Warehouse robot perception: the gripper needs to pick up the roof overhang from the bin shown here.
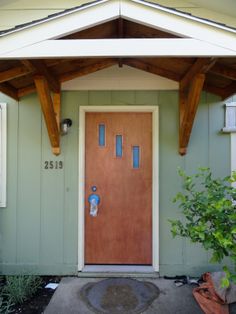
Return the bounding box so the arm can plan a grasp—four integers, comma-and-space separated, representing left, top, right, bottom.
0, 0, 236, 57
1, 39, 235, 59
0, 0, 236, 157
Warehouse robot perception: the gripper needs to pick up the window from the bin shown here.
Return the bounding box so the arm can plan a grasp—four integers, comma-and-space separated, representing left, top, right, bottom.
222, 102, 236, 188
132, 146, 140, 168
0, 103, 7, 207
98, 124, 105, 146
116, 135, 123, 157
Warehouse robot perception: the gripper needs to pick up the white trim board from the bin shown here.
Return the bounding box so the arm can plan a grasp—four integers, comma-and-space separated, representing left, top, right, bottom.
0, 103, 7, 207
78, 106, 159, 272
121, 0, 236, 51
1, 0, 236, 58
2, 38, 235, 59
231, 133, 236, 188
0, 0, 119, 55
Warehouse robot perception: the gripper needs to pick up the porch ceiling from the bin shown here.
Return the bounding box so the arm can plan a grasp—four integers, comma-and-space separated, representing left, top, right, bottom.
1, 18, 236, 156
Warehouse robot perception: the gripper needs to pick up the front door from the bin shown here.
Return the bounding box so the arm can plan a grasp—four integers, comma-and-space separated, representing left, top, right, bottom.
85, 112, 152, 264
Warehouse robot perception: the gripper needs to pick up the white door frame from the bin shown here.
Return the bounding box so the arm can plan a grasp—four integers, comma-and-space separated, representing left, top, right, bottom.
78, 105, 159, 271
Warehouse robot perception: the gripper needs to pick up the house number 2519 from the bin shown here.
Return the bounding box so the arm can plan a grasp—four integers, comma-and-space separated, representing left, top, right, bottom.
44, 161, 63, 169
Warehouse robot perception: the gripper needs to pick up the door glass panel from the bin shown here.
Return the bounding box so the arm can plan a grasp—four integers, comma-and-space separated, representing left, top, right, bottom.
99, 124, 105, 146
133, 146, 140, 168
116, 135, 123, 157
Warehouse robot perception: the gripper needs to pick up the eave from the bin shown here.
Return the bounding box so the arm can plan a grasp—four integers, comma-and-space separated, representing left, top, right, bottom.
0, 1, 236, 156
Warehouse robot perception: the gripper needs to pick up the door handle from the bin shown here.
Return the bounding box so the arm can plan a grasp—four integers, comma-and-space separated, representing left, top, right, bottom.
88, 187, 100, 217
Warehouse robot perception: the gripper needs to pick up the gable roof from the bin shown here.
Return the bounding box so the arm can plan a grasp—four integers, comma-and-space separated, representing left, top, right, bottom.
1, 0, 236, 33
0, 0, 235, 59
0, 0, 236, 156
0, 0, 236, 37
0, 0, 103, 36
0, 0, 235, 101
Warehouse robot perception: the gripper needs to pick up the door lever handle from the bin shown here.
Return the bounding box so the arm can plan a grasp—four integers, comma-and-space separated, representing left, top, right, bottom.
88, 193, 100, 217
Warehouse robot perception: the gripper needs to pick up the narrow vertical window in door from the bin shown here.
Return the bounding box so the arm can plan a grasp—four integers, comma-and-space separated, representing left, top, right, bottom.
116, 135, 123, 157
133, 146, 140, 168
99, 124, 105, 146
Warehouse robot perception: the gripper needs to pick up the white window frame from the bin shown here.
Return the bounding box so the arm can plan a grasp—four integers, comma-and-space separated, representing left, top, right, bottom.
0, 103, 7, 207
222, 101, 236, 188
231, 133, 236, 188
222, 102, 236, 133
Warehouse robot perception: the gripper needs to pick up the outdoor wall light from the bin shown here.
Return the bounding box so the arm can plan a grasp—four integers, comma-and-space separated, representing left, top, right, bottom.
61, 118, 72, 135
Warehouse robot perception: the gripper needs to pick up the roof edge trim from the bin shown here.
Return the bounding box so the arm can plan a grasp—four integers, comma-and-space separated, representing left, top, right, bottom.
0, 0, 108, 37
132, 0, 236, 33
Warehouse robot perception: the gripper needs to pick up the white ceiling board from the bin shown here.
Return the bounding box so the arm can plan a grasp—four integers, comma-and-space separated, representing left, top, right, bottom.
62, 65, 178, 90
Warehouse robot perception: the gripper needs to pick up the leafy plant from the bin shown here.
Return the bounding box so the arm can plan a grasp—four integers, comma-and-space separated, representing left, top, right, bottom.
3, 275, 42, 304
169, 168, 236, 286
0, 295, 14, 314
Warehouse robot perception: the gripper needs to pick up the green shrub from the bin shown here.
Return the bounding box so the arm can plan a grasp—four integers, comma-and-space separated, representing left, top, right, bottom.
0, 295, 14, 314
169, 168, 236, 286
3, 275, 42, 304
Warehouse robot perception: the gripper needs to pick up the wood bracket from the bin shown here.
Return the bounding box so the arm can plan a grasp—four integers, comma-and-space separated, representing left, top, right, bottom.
180, 58, 216, 90
179, 73, 205, 155
178, 58, 215, 155
34, 75, 60, 155
23, 60, 60, 93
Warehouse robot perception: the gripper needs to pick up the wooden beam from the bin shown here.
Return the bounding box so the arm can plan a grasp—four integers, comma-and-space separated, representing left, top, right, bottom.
118, 18, 124, 67
53, 92, 61, 130
124, 58, 180, 81
24, 60, 60, 93
17, 59, 117, 98
0, 82, 19, 100
179, 88, 187, 128
20, 60, 36, 72
203, 81, 236, 100
18, 85, 36, 98
210, 63, 236, 81
221, 81, 236, 100
180, 58, 216, 90
118, 18, 124, 38
179, 74, 205, 155
59, 59, 117, 82
202, 83, 225, 99
0, 65, 31, 83
34, 75, 60, 155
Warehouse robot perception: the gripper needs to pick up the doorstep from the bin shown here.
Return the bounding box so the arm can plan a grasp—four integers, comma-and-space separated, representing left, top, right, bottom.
78, 265, 159, 278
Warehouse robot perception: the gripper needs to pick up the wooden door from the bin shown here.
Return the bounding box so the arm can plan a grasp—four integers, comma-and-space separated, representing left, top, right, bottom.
85, 112, 152, 264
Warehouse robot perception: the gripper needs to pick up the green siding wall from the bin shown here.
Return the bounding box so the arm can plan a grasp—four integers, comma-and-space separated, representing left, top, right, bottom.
0, 90, 231, 275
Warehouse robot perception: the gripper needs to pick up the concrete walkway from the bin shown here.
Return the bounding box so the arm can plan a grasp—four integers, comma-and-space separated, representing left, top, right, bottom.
44, 277, 205, 314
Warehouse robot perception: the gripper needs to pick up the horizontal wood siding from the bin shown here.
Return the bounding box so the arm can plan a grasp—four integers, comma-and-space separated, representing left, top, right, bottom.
0, 90, 231, 275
